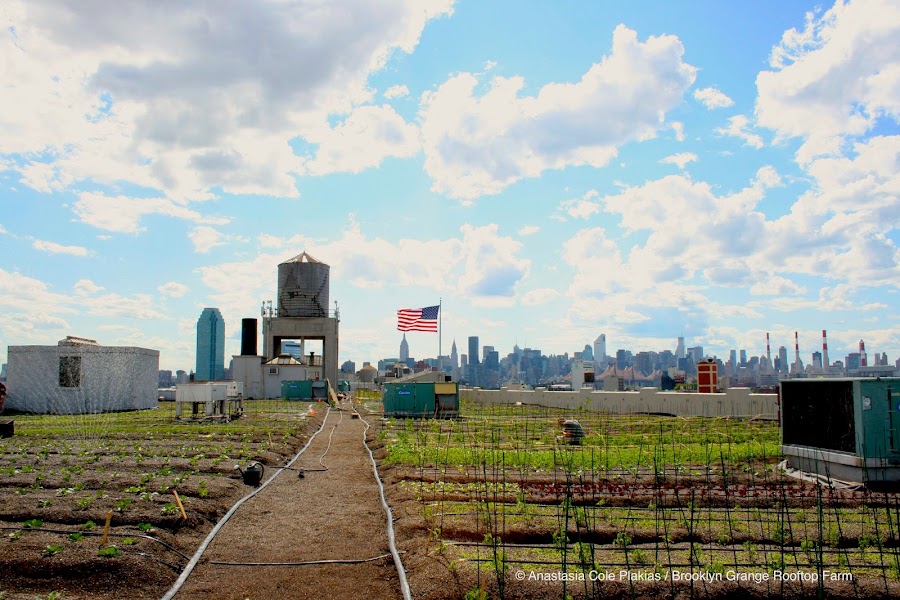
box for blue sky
[1,0,898,372]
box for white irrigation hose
[160,406,332,600]
[358,411,413,600]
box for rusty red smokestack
[860,339,867,367]
[821,329,829,369]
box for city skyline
[391,330,897,374]
[1,1,898,372]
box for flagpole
[438,297,442,370]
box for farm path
[172,404,402,600]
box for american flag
[397,305,440,332]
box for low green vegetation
[379,398,900,596]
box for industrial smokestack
[821,330,829,369]
[794,331,800,363]
[241,318,258,356]
[860,339,867,367]
[766,332,771,364]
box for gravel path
[173,405,402,599]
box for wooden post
[172,490,188,520]
[101,510,113,546]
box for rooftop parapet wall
[464,386,777,419]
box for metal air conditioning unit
[781,378,900,483]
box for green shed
[383,381,459,418]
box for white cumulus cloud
[300,105,421,175]
[32,239,90,256]
[189,226,227,254]
[158,281,190,298]
[419,25,697,199]
[660,152,698,169]
[74,279,104,295]
[1,0,453,200]
[558,190,602,220]
[383,84,410,99]
[73,192,229,234]
[693,86,734,109]
[521,288,561,306]
[716,115,764,149]
[756,0,900,162]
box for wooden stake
[172,490,188,520]
[101,510,113,546]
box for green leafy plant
[8,530,22,540]
[42,544,63,557]
[68,532,84,542]
[137,523,153,533]
[464,588,488,600]
[81,520,96,531]
[122,537,137,546]
[97,546,121,558]
[161,503,178,516]
[23,519,43,529]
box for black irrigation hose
[358,410,413,600]
[160,406,332,600]
[0,525,192,561]
[209,552,396,566]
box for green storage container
[383,381,459,418]
[281,380,313,401]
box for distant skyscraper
[399,334,409,362]
[777,346,789,373]
[468,337,480,366]
[582,344,593,361]
[450,339,458,370]
[196,308,225,381]
[739,349,747,366]
[594,334,606,364]
[675,337,686,360]
[281,340,302,359]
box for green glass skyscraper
[196,308,225,381]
